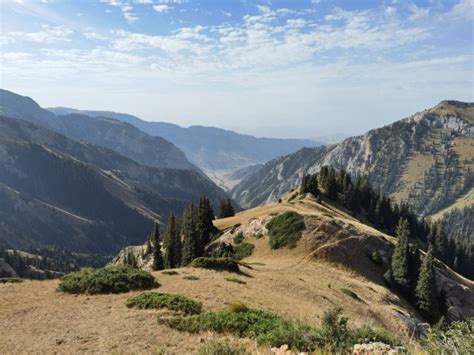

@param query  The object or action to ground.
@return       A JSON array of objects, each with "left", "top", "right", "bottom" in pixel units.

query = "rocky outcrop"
[
  {"left": 0, "top": 258, "right": 17, "bottom": 278},
  {"left": 232, "top": 101, "right": 474, "bottom": 221},
  {"left": 110, "top": 245, "right": 154, "bottom": 271}
]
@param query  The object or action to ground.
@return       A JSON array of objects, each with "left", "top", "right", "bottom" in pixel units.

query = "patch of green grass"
[
  {"left": 57, "top": 266, "right": 157, "bottom": 295},
  {"left": 126, "top": 292, "right": 202, "bottom": 315},
  {"left": 183, "top": 275, "right": 199, "bottom": 280},
  {"left": 225, "top": 277, "right": 246, "bottom": 284},
  {"left": 162, "top": 270, "right": 179, "bottom": 276},
  {"left": 340, "top": 288, "right": 360, "bottom": 301},
  {"left": 190, "top": 257, "right": 240, "bottom": 273},
  {"left": 422, "top": 319, "right": 473, "bottom": 354},
  {"left": 0, "top": 278, "right": 23, "bottom": 284},
  {"left": 234, "top": 243, "right": 255, "bottom": 260},
  {"left": 198, "top": 340, "right": 247, "bottom": 355},
  {"left": 159, "top": 306, "right": 396, "bottom": 352},
  {"left": 266, "top": 212, "right": 305, "bottom": 249},
  {"left": 233, "top": 232, "right": 244, "bottom": 244}
]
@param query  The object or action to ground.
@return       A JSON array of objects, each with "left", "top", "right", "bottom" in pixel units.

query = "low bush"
[
  {"left": 190, "top": 257, "right": 240, "bottom": 273},
  {"left": 422, "top": 319, "right": 473, "bottom": 354},
  {"left": 225, "top": 277, "right": 246, "bottom": 285},
  {"left": 340, "top": 288, "right": 361, "bottom": 301},
  {"left": 369, "top": 250, "right": 382, "bottom": 264},
  {"left": 183, "top": 275, "right": 199, "bottom": 280},
  {"left": 234, "top": 243, "right": 255, "bottom": 260},
  {"left": 0, "top": 278, "right": 23, "bottom": 284},
  {"left": 126, "top": 292, "right": 202, "bottom": 315},
  {"left": 159, "top": 306, "right": 397, "bottom": 353},
  {"left": 266, "top": 212, "right": 305, "bottom": 249},
  {"left": 199, "top": 340, "right": 247, "bottom": 355},
  {"left": 58, "top": 266, "right": 157, "bottom": 294},
  {"left": 233, "top": 232, "right": 244, "bottom": 244}
]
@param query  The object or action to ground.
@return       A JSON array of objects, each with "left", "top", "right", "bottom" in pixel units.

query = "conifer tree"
[
  {"left": 151, "top": 222, "right": 164, "bottom": 270},
  {"left": 181, "top": 204, "right": 198, "bottom": 266},
  {"left": 163, "top": 214, "right": 181, "bottom": 268},
  {"left": 219, "top": 198, "right": 235, "bottom": 218},
  {"left": 415, "top": 245, "right": 439, "bottom": 321},
  {"left": 391, "top": 218, "right": 411, "bottom": 289}
]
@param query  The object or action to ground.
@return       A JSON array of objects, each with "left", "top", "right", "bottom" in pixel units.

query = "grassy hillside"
[{"left": 2, "top": 193, "right": 472, "bottom": 353}]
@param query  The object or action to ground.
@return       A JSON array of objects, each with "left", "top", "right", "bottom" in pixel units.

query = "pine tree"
[
  {"left": 163, "top": 214, "right": 181, "bottom": 268},
  {"left": 391, "top": 218, "right": 411, "bottom": 289},
  {"left": 181, "top": 204, "right": 198, "bottom": 266},
  {"left": 196, "top": 196, "right": 215, "bottom": 256},
  {"left": 415, "top": 245, "right": 439, "bottom": 321},
  {"left": 434, "top": 222, "right": 448, "bottom": 261},
  {"left": 151, "top": 223, "right": 164, "bottom": 270},
  {"left": 219, "top": 198, "right": 235, "bottom": 218}
]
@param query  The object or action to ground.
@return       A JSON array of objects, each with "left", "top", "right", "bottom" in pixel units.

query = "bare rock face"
[
  {"left": 110, "top": 245, "right": 154, "bottom": 271},
  {"left": 0, "top": 258, "right": 18, "bottom": 278},
  {"left": 353, "top": 342, "right": 403, "bottom": 354}
]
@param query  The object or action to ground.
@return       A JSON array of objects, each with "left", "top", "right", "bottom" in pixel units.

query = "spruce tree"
[
  {"left": 151, "top": 223, "right": 164, "bottom": 270},
  {"left": 219, "top": 198, "right": 235, "bottom": 218},
  {"left": 415, "top": 245, "right": 439, "bottom": 321},
  {"left": 163, "top": 214, "right": 181, "bottom": 268},
  {"left": 391, "top": 218, "right": 411, "bottom": 289},
  {"left": 181, "top": 204, "right": 198, "bottom": 266}
]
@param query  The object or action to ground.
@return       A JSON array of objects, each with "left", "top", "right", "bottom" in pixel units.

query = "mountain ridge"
[
  {"left": 47, "top": 106, "right": 321, "bottom": 170},
  {"left": 232, "top": 101, "right": 474, "bottom": 230}
]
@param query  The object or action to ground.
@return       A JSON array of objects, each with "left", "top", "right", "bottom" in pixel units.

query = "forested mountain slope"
[
  {"left": 0, "top": 116, "right": 229, "bottom": 254},
  {"left": 232, "top": 101, "right": 474, "bottom": 226}
]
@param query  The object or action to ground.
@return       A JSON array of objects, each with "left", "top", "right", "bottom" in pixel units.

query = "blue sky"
[{"left": 1, "top": 0, "right": 472, "bottom": 138}]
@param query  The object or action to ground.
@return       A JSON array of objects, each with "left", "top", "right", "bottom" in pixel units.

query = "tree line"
[{"left": 300, "top": 167, "right": 473, "bottom": 281}]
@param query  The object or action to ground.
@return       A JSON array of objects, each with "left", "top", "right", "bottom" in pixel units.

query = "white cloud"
[
  {"left": 408, "top": 4, "right": 430, "bottom": 21},
  {"left": 448, "top": 0, "right": 474, "bottom": 21},
  {"left": 100, "top": 0, "right": 139, "bottom": 23},
  {"left": 8, "top": 25, "right": 73, "bottom": 44},
  {"left": 153, "top": 4, "right": 170, "bottom": 13},
  {"left": 84, "top": 32, "right": 108, "bottom": 41}
]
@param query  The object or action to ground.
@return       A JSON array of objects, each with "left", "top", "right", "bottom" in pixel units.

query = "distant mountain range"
[
  {"left": 0, "top": 90, "right": 230, "bottom": 254},
  {"left": 232, "top": 101, "right": 474, "bottom": 239},
  {"left": 47, "top": 107, "right": 320, "bottom": 171}
]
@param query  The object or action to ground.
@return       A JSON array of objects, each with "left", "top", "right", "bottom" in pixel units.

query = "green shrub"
[
  {"left": 234, "top": 243, "right": 255, "bottom": 260},
  {"left": 266, "top": 212, "right": 305, "bottom": 249},
  {"left": 162, "top": 270, "right": 179, "bottom": 276},
  {"left": 159, "top": 306, "right": 398, "bottom": 353},
  {"left": 369, "top": 250, "right": 382, "bottom": 264},
  {"left": 190, "top": 257, "right": 240, "bottom": 273},
  {"left": 126, "top": 292, "right": 202, "bottom": 315},
  {"left": 0, "top": 278, "right": 23, "bottom": 284},
  {"left": 340, "top": 288, "right": 360, "bottom": 301},
  {"left": 422, "top": 319, "right": 473, "bottom": 354},
  {"left": 58, "top": 266, "right": 157, "bottom": 294},
  {"left": 225, "top": 277, "right": 246, "bottom": 285},
  {"left": 199, "top": 340, "right": 247, "bottom": 355},
  {"left": 233, "top": 232, "right": 244, "bottom": 244},
  {"left": 183, "top": 275, "right": 199, "bottom": 280}
]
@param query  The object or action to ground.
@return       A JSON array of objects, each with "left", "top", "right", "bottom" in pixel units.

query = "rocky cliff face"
[{"left": 232, "top": 101, "right": 474, "bottom": 220}]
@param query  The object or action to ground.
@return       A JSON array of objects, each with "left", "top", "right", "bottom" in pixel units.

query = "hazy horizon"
[{"left": 1, "top": 0, "right": 473, "bottom": 138}]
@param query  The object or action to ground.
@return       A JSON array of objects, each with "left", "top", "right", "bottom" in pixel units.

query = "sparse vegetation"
[
  {"left": 0, "top": 278, "right": 23, "bottom": 284},
  {"left": 159, "top": 305, "right": 396, "bottom": 352},
  {"left": 233, "top": 232, "right": 244, "bottom": 244},
  {"left": 162, "top": 270, "right": 179, "bottom": 276},
  {"left": 183, "top": 275, "right": 199, "bottom": 280},
  {"left": 198, "top": 340, "right": 247, "bottom": 355},
  {"left": 126, "top": 292, "right": 202, "bottom": 315},
  {"left": 421, "top": 319, "right": 473, "bottom": 354},
  {"left": 340, "top": 288, "right": 360, "bottom": 301},
  {"left": 225, "top": 277, "right": 246, "bottom": 284},
  {"left": 58, "top": 266, "right": 157, "bottom": 294},
  {"left": 190, "top": 257, "right": 240, "bottom": 273},
  {"left": 266, "top": 211, "right": 305, "bottom": 249}
]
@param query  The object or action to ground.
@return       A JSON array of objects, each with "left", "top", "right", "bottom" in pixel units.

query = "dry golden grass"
[
  {"left": 392, "top": 153, "right": 434, "bottom": 201},
  {"left": 1, "top": 194, "right": 471, "bottom": 354},
  {"left": 431, "top": 188, "right": 474, "bottom": 220}
]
